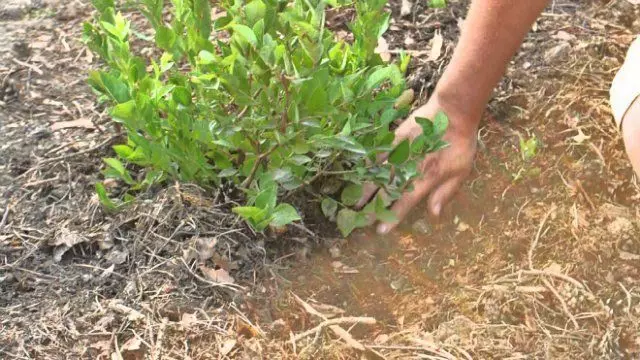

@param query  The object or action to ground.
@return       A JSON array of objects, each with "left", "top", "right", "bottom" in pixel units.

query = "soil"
[{"left": 2, "top": 0, "right": 640, "bottom": 359}]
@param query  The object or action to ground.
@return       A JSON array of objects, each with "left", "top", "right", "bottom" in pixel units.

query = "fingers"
[
  {"left": 427, "top": 177, "right": 463, "bottom": 217},
  {"left": 356, "top": 128, "right": 414, "bottom": 209},
  {"left": 355, "top": 182, "right": 379, "bottom": 209},
  {"left": 376, "top": 175, "right": 437, "bottom": 234}
]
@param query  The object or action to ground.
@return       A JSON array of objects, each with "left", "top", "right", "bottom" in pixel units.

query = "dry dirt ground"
[{"left": 2, "top": 0, "right": 640, "bottom": 359}]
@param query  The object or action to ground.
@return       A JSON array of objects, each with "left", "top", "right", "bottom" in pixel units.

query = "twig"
[
  {"left": 239, "top": 146, "right": 278, "bottom": 189},
  {"left": 152, "top": 318, "right": 168, "bottom": 360},
  {"left": 19, "top": 136, "right": 118, "bottom": 179},
  {"left": 329, "top": 325, "right": 366, "bottom": 351},
  {"left": 179, "top": 258, "right": 245, "bottom": 291},
  {"left": 515, "top": 269, "right": 586, "bottom": 290},
  {"left": 12, "top": 58, "right": 44, "bottom": 75},
  {"left": 293, "top": 317, "right": 376, "bottom": 342},
  {"left": 575, "top": 180, "right": 596, "bottom": 211},
  {"left": 481, "top": 284, "right": 548, "bottom": 293},
  {"left": 22, "top": 176, "right": 60, "bottom": 188},
  {"left": 542, "top": 277, "right": 579, "bottom": 329},
  {"left": 528, "top": 206, "right": 555, "bottom": 269},
  {"left": 619, "top": 282, "right": 632, "bottom": 314},
  {"left": 0, "top": 206, "right": 10, "bottom": 232}
]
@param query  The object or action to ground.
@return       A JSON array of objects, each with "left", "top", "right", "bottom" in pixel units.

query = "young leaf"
[
  {"left": 103, "top": 158, "right": 135, "bottom": 184},
  {"left": 95, "top": 182, "right": 118, "bottom": 211},
  {"left": 271, "top": 203, "right": 301, "bottom": 227},
  {"left": 233, "top": 206, "right": 266, "bottom": 221},
  {"left": 428, "top": 0, "right": 447, "bottom": 8},
  {"left": 388, "top": 139, "right": 410, "bottom": 165},
  {"left": 341, "top": 184, "right": 363, "bottom": 206},
  {"left": 433, "top": 111, "right": 448, "bottom": 136}
]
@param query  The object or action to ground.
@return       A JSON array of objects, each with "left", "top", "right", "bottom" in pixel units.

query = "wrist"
[{"left": 430, "top": 85, "right": 483, "bottom": 137}]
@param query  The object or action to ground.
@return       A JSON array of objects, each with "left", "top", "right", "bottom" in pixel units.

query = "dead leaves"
[
  {"left": 200, "top": 265, "right": 235, "bottom": 284},
  {"left": 428, "top": 30, "right": 444, "bottom": 62},
  {"left": 49, "top": 227, "right": 90, "bottom": 262}
]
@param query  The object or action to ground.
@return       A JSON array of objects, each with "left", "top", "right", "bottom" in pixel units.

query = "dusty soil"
[{"left": 2, "top": 0, "right": 640, "bottom": 359}]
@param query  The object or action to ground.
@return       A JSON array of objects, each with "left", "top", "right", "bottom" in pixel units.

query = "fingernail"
[
  {"left": 433, "top": 203, "right": 442, "bottom": 217},
  {"left": 377, "top": 224, "right": 390, "bottom": 234}
]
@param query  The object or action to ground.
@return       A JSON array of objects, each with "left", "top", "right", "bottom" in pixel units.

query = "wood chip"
[
  {"left": 51, "top": 118, "right": 95, "bottom": 131},
  {"left": 428, "top": 30, "right": 443, "bottom": 61},
  {"left": 400, "top": 0, "right": 412, "bottom": 17},
  {"left": 375, "top": 37, "right": 391, "bottom": 62}
]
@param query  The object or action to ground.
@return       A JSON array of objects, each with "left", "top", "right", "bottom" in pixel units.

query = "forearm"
[{"left": 434, "top": 0, "right": 549, "bottom": 130}]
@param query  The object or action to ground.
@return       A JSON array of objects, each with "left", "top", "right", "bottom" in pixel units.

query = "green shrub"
[{"left": 84, "top": 0, "right": 447, "bottom": 236}]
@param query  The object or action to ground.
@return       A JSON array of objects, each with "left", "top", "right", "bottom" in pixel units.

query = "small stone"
[
  {"left": 608, "top": 217, "right": 635, "bottom": 239},
  {"left": 412, "top": 219, "right": 430, "bottom": 235},
  {"left": 30, "top": 127, "right": 52, "bottom": 140},
  {"left": 328, "top": 245, "right": 341, "bottom": 258},
  {"left": 544, "top": 42, "right": 571, "bottom": 62},
  {"left": 404, "top": 37, "right": 415, "bottom": 46},
  {"left": 553, "top": 31, "right": 576, "bottom": 41},
  {"left": 522, "top": 61, "right": 532, "bottom": 69},
  {"left": 456, "top": 221, "right": 470, "bottom": 232}
]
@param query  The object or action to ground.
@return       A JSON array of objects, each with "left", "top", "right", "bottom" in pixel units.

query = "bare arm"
[
  {"left": 436, "top": 0, "right": 550, "bottom": 132},
  {"left": 361, "top": 0, "right": 551, "bottom": 233}
]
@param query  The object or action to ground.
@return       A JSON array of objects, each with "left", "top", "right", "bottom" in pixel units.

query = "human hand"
[{"left": 356, "top": 96, "right": 479, "bottom": 234}]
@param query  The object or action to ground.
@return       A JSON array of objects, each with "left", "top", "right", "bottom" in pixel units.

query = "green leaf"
[
  {"left": 388, "top": 139, "right": 410, "bottom": 165},
  {"left": 113, "top": 144, "right": 134, "bottom": 159},
  {"left": 110, "top": 100, "right": 136, "bottom": 122},
  {"left": 233, "top": 206, "right": 267, "bottom": 221},
  {"left": 428, "top": 0, "right": 447, "bottom": 8},
  {"left": 321, "top": 198, "right": 338, "bottom": 219},
  {"left": 172, "top": 86, "right": 192, "bottom": 106},
  {"left": 364, "top": 66, "right": 402, "bottom": 91},
  {"left": 92, "top": 0, "right": 115, "bottom": 13},
  {"left": 271, "top": 203, "right": 301, "bottom": 227},
  {"left": 245, "top": 0, "right": 266, "bottom": 26},
  {"left": 374, "top": 194, "right": 397, "bottom": 223},
  {"left": 103, "top": 158, "right": 135, "bottom": 184},
  {"left": 341, "top": 184, "right": 363, "bottom": 206},
  {"left": 433, "top": 111, "right": 448, "bottom": 136},
  {"left": 198, "top": 50, "right": 216, "bottom": 64},
  {"left": 232, "top": 24, "right": 258, "bottom": 47},
  {"left": 255, "top": 185, "right": 277, "bottom": 209},
  {"left": 336, "top": 209, "right": 357, "bottom": 237},
  {"left": 155, "top": 26, "right": 176, "bottom": 49},
  {"left": 290, "top": 155, "right": 312, "bottom": 165},
  {"left": 95, "top": 182, "right": 118, "bottom": 211},
  {"left": 90, "top": 71, "right": 130, "bottom": 103}
]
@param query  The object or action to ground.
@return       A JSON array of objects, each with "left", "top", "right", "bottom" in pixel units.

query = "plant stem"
[
  {"left": 239, "top": 146, "right": 279, "bottom": 189},
  {"left": 280, "top": 76, "right": 290, "bottom": 132}
]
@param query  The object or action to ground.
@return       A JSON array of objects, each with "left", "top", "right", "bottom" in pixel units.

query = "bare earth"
[{"left": 2, "top": 0, "right": 640, "bottom": 359}]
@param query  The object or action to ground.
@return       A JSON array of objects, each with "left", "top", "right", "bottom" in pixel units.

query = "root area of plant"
[{"left": 2, "top": 0, "right": 640, "bottom": 359}]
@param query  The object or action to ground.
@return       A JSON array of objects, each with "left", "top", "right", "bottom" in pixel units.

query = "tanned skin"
[{"left": 357, "top": 0, "right": 553, "bottom": 234}]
